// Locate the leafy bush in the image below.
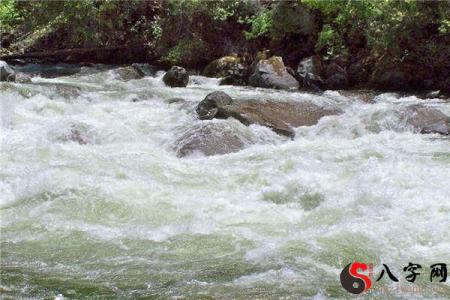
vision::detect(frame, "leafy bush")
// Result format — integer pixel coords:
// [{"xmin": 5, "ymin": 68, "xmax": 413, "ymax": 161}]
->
[{"xmin": 0, "ymin": 0, "xmax": 21, "ymax": 32}]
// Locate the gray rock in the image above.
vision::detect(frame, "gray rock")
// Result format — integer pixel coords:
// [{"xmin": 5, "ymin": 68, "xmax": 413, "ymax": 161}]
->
[
  {"xmin": 348, "ymin": 62, "xmax": 369, "ymax": 86},
  {"xmin": 196, "ymin": 91, "xmax": 233, "ymax": 120},
  {"xmin": 167, "ymin": 97, "xmax": 186, "ymax": 104},
  {"xmin": 0, "ymin": 60, "xmax": 15, "ymax": 81},
  {"xmin": 403, "ymin": 105, "xmax": 450, "ymax": 135},
  {"xmin": 195, "ymin": 92, "xmax": 342, "ymax": 138},
  {"xmin": 325, "ymin": 73, "xmax": 348, "ymax": 90},
  {"xmin": 425, "ymin": 90, "xmax": 442, "ymax": 99},
  {"xmin": 249, "ymin": 56, "xmax": 299, "ymax": 90},
  {"xmin": 373, "ymin": 70, "xmax": 411, "ymax": 91},
  {"xmin": 131, "ymin": 63, "xmax": 157, "ymax": 76},
  {"xmin": 296, "ymin": 56, "xmax": 324, "ymax": 90},
  {"xmin": 203, "ymin": 56, "xmax": 241, "ymax": 77},
  {"xmin": 218, "ymin": 100, "xmax": 342, "ymax": 138},
  {"xmin": 297, "ymin": 56, "xmax": 322, "ymax": 79},
  {"xmin": 115, "ymin": 65, "xmax": 145, "ymax": 81},
  {"xmin": 175, "ymin": 121, "xmax": 251, "ymax": 157},
  {"xmin": 324, "ymin": 63, "xmax": 348, "ymax": 89},
  {"xmin": 15, "ymin": 72, "xmax": 32, "ymax": 83},
  {"xmin": 325, "ymin": 63, "xmax": 346, "ymax": 79},
  {"xmin": 163, "ymin": 66, "xmax": 189, "ymax": 87}
]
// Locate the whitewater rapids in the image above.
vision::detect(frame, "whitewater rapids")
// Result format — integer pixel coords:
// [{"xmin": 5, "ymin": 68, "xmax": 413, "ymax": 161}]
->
[{"xmin": 1, "ymin": 65, "xmax": 449, "ymax": 299}]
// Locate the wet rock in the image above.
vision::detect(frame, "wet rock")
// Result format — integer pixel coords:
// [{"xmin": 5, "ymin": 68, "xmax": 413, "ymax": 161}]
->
[
  {"xmin": 0, "ymin": 60, "xmax": 15, "ymax": 81},
  {"xmin": 324, "ymin": 63, "xmax": 348, "ymax": 90},
  {"xmin": 14, "ymin": 72, "xmax": 32, "ymax": 83},
  {"xmin": 297, "ymin": 56, "xmax": 322, "ymax": 79},
  {"xmin": 218, "ymin": 100, "xmax": 342, "ymax": 138},
  {"xmin": 204, "ymin": 55, "xmax": 248, "ymax": 86},
  {"xmin": 425, "ymin": 90, "xmax": 443, "ymax": 99},
  {"xmin": 325, "ymin": 63, "xmax": 345, "ymax": 79},
  {"xmin": 296, "ymin": 56, "xmax": 324, "ymax": 90},
  {"xmin": 131, "ymin": 63, "xmax": 157, "ymax": 76},
  {"xmin": 167, "ymin": 97, "xmax": 186, "ymax": 104},
  {"xmin": 51, "ymin": 123, "xmax": 97, "ymax": 144},
  {"xmin": 195, "ymin": 92, "xmax": 341, "ymax": 138},
  {"xmin": 402, "ymin": 105, "xmax": 450, "ymax": 135},
  {"xmin": 303, "ymin": 73, "xmax": 324, "ymax": 92},
  {"xmin": 115, "ymin": 65, "xmax": 145, "ymax": 81},
  {"xmin": 163, "ymin": 66, "xmax": 189, "ymax": 87},
  {"xmin": 325, "ymin": 73, "xmax": 348, "ymax": 90},
  {"xmin": 373, "ymin": 69, "xmax": 411, "ymax": 91},
  {"xmin": 219, "ymin": 76, "xmax": 235, "ymax": 85},
  {"xmin": 51, "ymin": 84, "xmax": 81, "ymax": 99},
  {"xmin": 196, "ymin": 91, "xmax": 233, "ymax": 120},
  {"xmin": 175, "ymin": 121, "xmax": 252, "ymax": 157},
  {"xmin": 249, "ymin": 56, "xmax": 299, "ymax": 90},
  {"xmin": 347, "ymin": 61, "xmax": 369, "ymax": 86}
]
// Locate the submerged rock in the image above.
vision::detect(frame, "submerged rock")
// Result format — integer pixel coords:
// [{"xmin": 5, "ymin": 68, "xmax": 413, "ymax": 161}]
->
[
  {"xmin": 218, "ymin": 100, "xmax": 342, "ymax": 138},
  {"xmin": 0, "ymin": 60, "xmax": 15, "ymax": 81},
  {"xmin": 402, "ymin": 105, "xmax": 450, "ymax": 135},
  {"xmin": 114, "ymin": 65, "xmax": 145, "ymax": 81},
  {"xmin": 14, "ymin": 72, "xmax": 32, "ymax": 83},
  {"xmin": 163, "ymin": 66, "xmax": 189, "ymax": 87},
  {"xmin": 50, "ymin": 122, "xmax": 97, "ymax": 144},
  {"xmin": 195, "ymin": 92, "xmax": 341, "ymax": 138},
  {"xmin": 167, "ymin": 97, "xmax": 186, "ymax": 104},
  {"xmin": 174, "ymin": 121, "xmax": 252, "ymax": 157},
  {"xmin": 249, "ymin": 56, "xmax": 299, "ymax": 90}
]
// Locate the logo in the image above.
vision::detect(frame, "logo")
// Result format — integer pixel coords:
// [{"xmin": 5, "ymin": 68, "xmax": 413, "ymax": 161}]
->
[
  {"xmin": 340, "ymin": 262, "xmax": 372, "ymax": 294},
  {"xmin": 340, "ymin": 262, "xmax": 447, "ymax": 295}
]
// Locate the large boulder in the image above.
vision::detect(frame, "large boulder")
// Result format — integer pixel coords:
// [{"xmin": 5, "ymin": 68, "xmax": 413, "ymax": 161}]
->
[
  {"xmin": 372, "ymin": 69, "xmax": 411, "ymax": 91},
  {"xmin": 195, "ymin": 92, "xmax": 341, "ymax": 138},
  {"xmin": 296, "ymin": 56, "xmax": 324, "ymax": 91},
  {"xmin": 324, "ymin": 62, "xmax": 348, "ymax": 90},
  {"xmin": 249, "ymin": 56, "xmax": 299, "ymax": 90},
  {"xmin": 347, "ymin": 61, "xmax": 369, "ymax": 86},
  {"xmin": 203, "ymin": 56, "xmax": 241, "ymax": 77},
  {"xmin": 163, "ymin": 66, "xmax": 189, "ymax": 87},
  {"xmin": 402, "ymin": 105, "xmax": 450, "ymax": 135},
  {"xmin": 174, "ymin": 121, "xmax": 252, "ymax": 157},
  {"xmin": 196, "ymin": 91, "xmax": 233, "ymax": 120},
  {"xmin": 0, "ymin": 60, "xmax": 15, "ymax": 81},
  {"xmin": 325, "ymin": 74, "xmax": 348, "ymax": 90},
  {"xmin": 218, "ymin": 63, "xmax": 247, "ymax": 86}
]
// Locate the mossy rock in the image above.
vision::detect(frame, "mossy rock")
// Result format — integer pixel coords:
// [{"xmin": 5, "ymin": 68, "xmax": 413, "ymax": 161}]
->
[{"xmin": 203, "ymin": 56, "xmax": 241, "ymax": 78}]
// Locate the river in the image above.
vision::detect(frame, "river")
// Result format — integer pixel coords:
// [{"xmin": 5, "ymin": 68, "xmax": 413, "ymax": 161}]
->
[{"xmin": 1, "ymin": 64, "xmax": 449, "ymax": 299}]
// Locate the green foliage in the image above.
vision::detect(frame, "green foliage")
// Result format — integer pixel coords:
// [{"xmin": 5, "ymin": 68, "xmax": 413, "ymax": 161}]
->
[
  {"xmin": 316, "ymin": 25, "xmax": 345, "ymax": 58},
  {"xmin": 0, "ymin": 0, "xmax": 21, "ymax": 31},
  {"xmin": 244, "ymin": 9, "xmax": 273, "ymax": 40},
  {"xmin": 162, "ymin": 37, "xmax": 205, "ymax": 66}
]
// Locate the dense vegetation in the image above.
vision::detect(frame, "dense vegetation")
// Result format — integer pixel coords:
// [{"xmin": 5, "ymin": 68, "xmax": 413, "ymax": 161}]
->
[{"xmin": 1, "ymin": 0, "xmax": 449, "ymax": 90}]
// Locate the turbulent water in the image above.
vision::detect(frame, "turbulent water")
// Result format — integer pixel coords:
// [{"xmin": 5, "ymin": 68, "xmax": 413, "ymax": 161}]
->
[{"xmin": 1, "ymin": 64, "xmax": 449, "ymax": 299}]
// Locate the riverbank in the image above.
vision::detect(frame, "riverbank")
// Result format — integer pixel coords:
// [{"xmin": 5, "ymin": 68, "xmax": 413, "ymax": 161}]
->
[{"xmin": 2, "ymin": 1, "xmax": 449, "ymax": 94}]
